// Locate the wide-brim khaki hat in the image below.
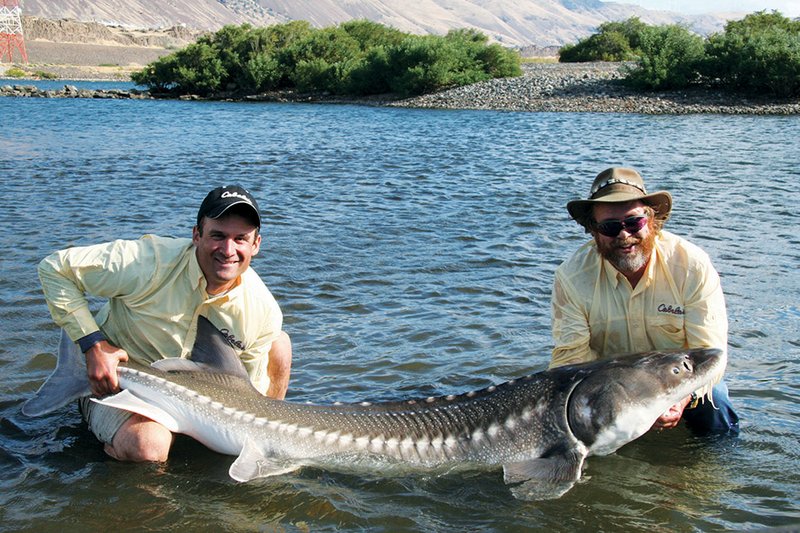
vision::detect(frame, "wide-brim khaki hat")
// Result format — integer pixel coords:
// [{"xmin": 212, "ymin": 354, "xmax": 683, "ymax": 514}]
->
[{"xmin": 567, "ymin": 167, "xmax": 672, "ymax": 228}]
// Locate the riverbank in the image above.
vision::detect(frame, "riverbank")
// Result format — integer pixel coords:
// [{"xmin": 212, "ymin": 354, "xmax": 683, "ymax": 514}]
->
[
  {"xmin": 391, "ymin": 62, "xmax": 800, "ymax": 115},
  {"xmin": 3, "ymin": 62, "xmax": 799, "ymax": 114}
]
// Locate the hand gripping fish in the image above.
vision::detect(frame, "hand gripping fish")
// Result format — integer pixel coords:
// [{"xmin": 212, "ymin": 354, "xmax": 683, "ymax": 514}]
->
[{"xmin": 23, "ymin": 316, "xmax": 725, "ymax": 499}]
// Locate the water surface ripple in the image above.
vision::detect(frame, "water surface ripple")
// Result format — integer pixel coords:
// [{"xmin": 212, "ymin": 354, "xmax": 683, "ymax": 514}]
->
[{"xmin": 0, "ymin": 90, "xmax": 798, "ymax": 532}]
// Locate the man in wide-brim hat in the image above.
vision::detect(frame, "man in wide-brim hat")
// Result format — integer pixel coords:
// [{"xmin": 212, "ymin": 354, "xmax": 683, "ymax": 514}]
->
[{"xmin": 550, "ymin": 167, "xmax": 738, "ymax": 434}]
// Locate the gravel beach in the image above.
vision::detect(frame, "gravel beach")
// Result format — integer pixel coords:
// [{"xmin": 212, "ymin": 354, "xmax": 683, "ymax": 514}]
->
[{"xmin": 391, "ymin": 62, "xmax": 800, "ymax": 115}]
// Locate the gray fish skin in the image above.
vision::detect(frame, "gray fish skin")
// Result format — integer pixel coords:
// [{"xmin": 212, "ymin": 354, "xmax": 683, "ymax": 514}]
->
[{"xmin": 23, "ymin": 316, "xmax": 726, "ymax": 499}]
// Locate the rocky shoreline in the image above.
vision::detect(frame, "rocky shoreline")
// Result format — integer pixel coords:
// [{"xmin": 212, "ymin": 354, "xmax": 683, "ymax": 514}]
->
[
  {"xmin": 392, "ymin": 63, "xmax": 800, "ymax": 115},
  {"xmin": 3, "ymin": 62, "xmax": 799, "ymax": 114}
]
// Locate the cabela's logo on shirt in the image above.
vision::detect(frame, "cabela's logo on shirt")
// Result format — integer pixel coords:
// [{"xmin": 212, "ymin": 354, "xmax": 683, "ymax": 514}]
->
[
  {"xmin": 658, "ymin": 303, "xmax": 685, "ymax": 315},
  {"xmin": 220, "ymin": 328, "xmax": 246, "ymax": 350}
]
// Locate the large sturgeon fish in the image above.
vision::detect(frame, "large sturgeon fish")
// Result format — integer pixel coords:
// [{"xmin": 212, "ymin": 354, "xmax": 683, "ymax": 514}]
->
[{"xmin": 23, "ymin": 316, "xmax": 725, "ymax": 499}]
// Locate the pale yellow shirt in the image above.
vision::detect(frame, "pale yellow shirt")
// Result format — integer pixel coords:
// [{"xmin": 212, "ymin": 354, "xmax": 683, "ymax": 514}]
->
[
  {"xmin": 38, "ymin": 235, "xmax": 282, "ymax": 393},
  {"xmin": 550, "ymin": 230, "xmax": 727, "ymax": 368}
]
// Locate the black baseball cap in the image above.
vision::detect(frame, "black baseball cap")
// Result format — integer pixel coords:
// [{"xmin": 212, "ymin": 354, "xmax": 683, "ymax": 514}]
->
[{"xmin": 196, "ymin": 185, "xmax": 261, "ymax": 228}]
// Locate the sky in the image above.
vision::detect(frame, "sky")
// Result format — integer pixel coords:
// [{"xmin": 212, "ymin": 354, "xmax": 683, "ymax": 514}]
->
[{"xmin": 606, "ymin": 0, "xmax": 800, "ymax": 17}]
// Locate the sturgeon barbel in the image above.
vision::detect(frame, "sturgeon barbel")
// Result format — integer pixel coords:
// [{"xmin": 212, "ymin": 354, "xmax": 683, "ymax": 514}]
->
[{"xmin": 23, "ymin": 316, "xmax": 726, "ymax": 499}]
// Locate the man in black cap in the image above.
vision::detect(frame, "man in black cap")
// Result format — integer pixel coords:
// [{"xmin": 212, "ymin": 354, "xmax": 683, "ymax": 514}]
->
[
  {"xmin": 39, "ymin": 185, "xmax": 292, "ymax": 461},
  {"xmin": 551, "ymin": 167, "xmax": 738, "ymax": 434}
]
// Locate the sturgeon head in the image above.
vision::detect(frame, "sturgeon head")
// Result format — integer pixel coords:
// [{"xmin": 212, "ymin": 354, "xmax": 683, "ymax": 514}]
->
[
  {"xmin": 564, "ymin": 348, "xmax": 727, "ymax": 457},
  {"xmin": 502, "ymin": 347, "xmax": 726, "ymax": 499}
]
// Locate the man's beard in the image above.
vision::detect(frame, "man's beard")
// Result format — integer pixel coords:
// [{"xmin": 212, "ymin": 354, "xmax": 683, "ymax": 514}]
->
[{"xmin": 596, "ymin": 228, "xmax": 656, "ymax": 275}]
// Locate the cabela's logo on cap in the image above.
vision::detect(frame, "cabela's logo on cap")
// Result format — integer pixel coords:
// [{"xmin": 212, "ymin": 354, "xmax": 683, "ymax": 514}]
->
[
  {"xmin": 221, "ymin": 190, "xmax": 252, "ymax": 203},
  {"xmin": 197, "ymin": 185, "xmax": 261, "ymax": 228}
]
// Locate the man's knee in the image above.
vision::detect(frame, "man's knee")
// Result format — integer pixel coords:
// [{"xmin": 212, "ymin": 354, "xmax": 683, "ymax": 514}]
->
[{"xmin": 107, "ymin": 415, "xmax": 173, "ymax": 462}]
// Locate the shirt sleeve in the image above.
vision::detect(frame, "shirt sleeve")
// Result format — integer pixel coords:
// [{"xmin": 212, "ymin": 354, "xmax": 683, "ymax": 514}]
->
[
  {"xmin": 38, "ymin": 239, "xmax": 155, "ymax": 343},
  {"xmin": 237, "ymin": 288, "xmax": 283, "ymax": 394},
  {"xmin": 550, "ymin": 268, "xmax": 599, "ymax": 368},
  {"xmin": 683, "ymin": 254, "xmax": 728, "ymax": 352}
]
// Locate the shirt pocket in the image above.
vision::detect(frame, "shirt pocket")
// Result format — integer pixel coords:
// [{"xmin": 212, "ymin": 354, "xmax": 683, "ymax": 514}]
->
[{"xmin": 647, "ymin": 313, "xmax": 686, "ymax": 346}]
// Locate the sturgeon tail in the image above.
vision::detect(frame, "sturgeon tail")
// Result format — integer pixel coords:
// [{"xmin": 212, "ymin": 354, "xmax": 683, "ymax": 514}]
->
[{"xmin": 22, "ymin": 330, "xmax": 90, "ymax": 417}]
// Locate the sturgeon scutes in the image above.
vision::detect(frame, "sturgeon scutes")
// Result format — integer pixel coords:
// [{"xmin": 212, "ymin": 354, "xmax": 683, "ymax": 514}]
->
[{"xmin": 24, "ymin": 320, "xmax": 727, "ymax": 501}]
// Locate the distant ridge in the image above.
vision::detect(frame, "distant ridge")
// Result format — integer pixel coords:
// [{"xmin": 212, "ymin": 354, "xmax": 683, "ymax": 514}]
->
[{"xmin": 19, "ymin": 0, "xmax": 733, "ymax": 47}]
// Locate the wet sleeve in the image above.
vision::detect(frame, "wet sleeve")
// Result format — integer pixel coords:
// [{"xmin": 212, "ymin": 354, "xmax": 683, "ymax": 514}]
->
[
  {"xmin": 683, "ymin": 255, "xmax": 728, "ymax": 352},
  {"xmin": 38, "ymin": 239, "xmax": 154, "ymax": 342},
  {"xmin": 239, "ymin": 290, "xmax": 283, "ymax": 395},
  {"xmin": 550, "ymin": 270, "xmax": 598, "ymax": 368}
]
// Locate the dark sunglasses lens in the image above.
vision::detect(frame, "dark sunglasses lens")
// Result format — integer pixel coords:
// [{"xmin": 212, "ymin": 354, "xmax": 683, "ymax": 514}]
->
[
  {"xmin": 596, "ymin": 221, "xmax": 623, "ymax": 237},
  {"xmin": 597, "ymin": 216, "xmax": 647, "ymax": 237}
]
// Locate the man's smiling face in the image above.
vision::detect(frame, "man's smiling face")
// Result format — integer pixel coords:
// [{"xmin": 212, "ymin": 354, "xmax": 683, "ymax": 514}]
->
[{"xmin": 193, "ymin": 213, "xmax": 261, "ymax": 295}]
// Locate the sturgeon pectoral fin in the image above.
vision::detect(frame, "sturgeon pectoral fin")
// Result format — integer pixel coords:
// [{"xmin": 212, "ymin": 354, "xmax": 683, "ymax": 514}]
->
[
  {"xmin": 228, "ymin": 438, "xmax": 302, "ymax": 482},
  {"xmin": 91, "ymin": 390, "xmax": 181, "ymax": 433},
  {"xmin": 503, "ymin": 448, "xmax": 586, "ymax": 501}
]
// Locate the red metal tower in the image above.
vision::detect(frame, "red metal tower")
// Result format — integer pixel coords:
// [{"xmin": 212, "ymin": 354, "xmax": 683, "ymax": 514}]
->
[{"xmin": 0, "ymin": 0, "xmax": 28, "ymax": 63}]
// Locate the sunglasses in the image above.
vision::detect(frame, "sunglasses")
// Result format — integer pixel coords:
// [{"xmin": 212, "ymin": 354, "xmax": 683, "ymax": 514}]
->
[{"xmin": 594, "ymin": 215, "xmax": 648, "ymax": 237}]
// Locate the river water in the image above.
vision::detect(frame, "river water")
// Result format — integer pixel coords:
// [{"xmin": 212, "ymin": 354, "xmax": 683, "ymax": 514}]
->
[{"xmin": 1, "ymin": 82, "xmax": 798, "ymax": 532}]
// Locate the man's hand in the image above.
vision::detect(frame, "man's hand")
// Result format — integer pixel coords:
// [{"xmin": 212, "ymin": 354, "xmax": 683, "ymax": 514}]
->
[
  {"xmin": 652, "ymin": 395, "xmax": 692, "ymax": 430},
  {"xmin": 85, "ymin": 340, "xmax": 129, "ymax": 397}
]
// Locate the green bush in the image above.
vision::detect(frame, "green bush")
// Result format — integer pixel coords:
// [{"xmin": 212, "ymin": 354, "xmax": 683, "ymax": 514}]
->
[
  {"xmin": 624, "ymin": 24, "xmax": 705, "ymax": 90},
  {"xmin": 340, "ymin": 19, "xmax": 406, "ymax": 50},
  {"xmin": 131, "ymin": 54, "xmax": 181, "ymax": 92},
  {"xmin": 171, "ymin": 42, "xmax": 227, "ymax": 95},
  {"xmin": 131, "ymin": 20, "xmax": 521, "ymax": 98},
  {"xmin": 241, "ymin": 54, "xmax": 282, "ymax": 93},
  {"xmin": 559, "ymin": 17, "xmax": 646, "ymax": 62},
  {"xmin": 382, "ymin": 31, "xmax": 520, "ymax": 96},
  {"xmin": 345, "ymin": 46, "xmax": 392, "ymax": 95},
  {"xmin": 598, "ymin": 17, "xmax": 649, "ymax": 51},
  {"xmin": 3, "ymin": 67, "xmax": 27, "ymax": 78},
  {"xmin": 560, "ymin": 31, "xmax": 633, "ymax": 62},
  {"xmin": 34, "ymin": 70, "xmax": 58, "ymax": 80},
  {"xmin": 556, "ymin": 10, "xmax": 800, "ymax": 97},
  {"xmin": 702, "ymin": 11, "xmax": 800, "ymax": 96}
]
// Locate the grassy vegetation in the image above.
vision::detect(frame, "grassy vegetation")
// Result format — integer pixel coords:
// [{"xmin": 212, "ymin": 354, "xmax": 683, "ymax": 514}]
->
[
  {"xmin": 34, "ymin": 70, "xmax": 59, "ymax": 80},
  {"xmin": 559, "ymin": 10, "xmax": 800, "ymax": 96},
  {"xmin": 131, "ymin": 20, "xmax": 522, "ymax": 98},
  {"xmin": 1, "ymin": 67, "xmax": 57, "ymax": 80},
  {"xmin": 520, "ymin": 56, "xmax": 558, "ymax": 64},
  {"xmin": 3, "ymin": 67, "xmax": 27, "ymax": 78}
]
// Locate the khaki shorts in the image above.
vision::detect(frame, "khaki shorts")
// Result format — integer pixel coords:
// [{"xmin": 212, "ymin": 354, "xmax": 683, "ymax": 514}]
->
[{"xmin": 78, "ymin": 395, "xmax": 133, "ymax": 445}]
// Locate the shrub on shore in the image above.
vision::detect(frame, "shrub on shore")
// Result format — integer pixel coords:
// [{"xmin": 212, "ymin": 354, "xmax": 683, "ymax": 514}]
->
[
  {"xmin": 558, "ymin": 18, "xmax": 647, "ymax": 62},
  {"xmin": 624, "ymin": 24, "xmax": 705, "ymax": 90},
  {"xmin": 560, "ymin": 10, "xmax": 800, "ymax": 97},
  {"xmin": 702, "ymin": 11, "xmax": 800, "ymax": 96},
  {"xmin": 131, "ymin": 20, "xmax": 521, "ymax": 97}
]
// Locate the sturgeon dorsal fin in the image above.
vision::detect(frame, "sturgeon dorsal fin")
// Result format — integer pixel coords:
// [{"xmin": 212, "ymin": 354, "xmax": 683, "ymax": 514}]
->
[{"xmin": 177, "ymin": 315, "xmax": 250, "ymax": 379}]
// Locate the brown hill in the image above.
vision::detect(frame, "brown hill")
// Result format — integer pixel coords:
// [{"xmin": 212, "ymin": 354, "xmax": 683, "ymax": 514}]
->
[
  {"xmin": 19, "ymin": 0, "xmax": 730, "ymax": 47},
  {"xmin": 4, "ymin": 1, "xmax": 734, "ymax": 80}
]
